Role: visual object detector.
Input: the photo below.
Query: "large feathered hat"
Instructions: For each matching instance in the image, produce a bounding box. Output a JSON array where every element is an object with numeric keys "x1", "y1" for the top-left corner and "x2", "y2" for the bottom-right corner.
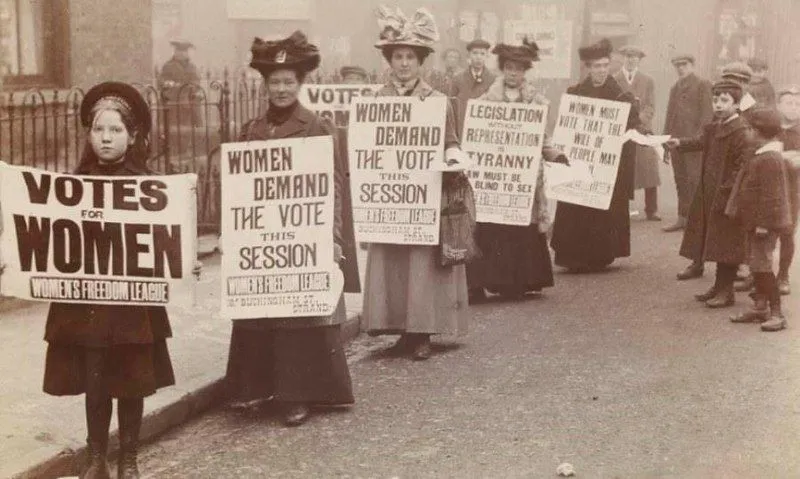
[
  {"x1": 373, "y1": 6, "x2": 439, "y2": 52},
  {"x1": 249, "y1": 31, "x2": 321, "y2": 77},
  {"x1": 80, "y1": 81, "x2": 151, "y2": 135},
  {"x1": 578, "y1": 38, "x2": 613, "y2": 62},
  {"x1": 492, "y1": 37, "x2": 540, "y2": 69}
]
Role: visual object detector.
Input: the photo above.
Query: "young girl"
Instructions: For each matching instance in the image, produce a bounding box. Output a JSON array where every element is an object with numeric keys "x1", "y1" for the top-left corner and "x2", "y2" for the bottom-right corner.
[{"x1": 42, "y1": 82, "x2": 181, "y2": 479}]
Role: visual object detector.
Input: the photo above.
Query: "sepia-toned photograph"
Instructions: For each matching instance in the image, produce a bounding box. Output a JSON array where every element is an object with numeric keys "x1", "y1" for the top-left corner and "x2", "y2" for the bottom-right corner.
[{"x1": 1, "y1": 0, "x2": 799, "y2": 477}]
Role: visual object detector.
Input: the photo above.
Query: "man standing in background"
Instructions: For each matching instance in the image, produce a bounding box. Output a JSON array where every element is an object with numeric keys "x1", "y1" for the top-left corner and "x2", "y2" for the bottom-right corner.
[
  {"x1": 663, "y1": 54, "x2": 713, "y2": 241},
  {"x1": 614, "y1": 45, "x2": 661, "y2": 221},
  {"x1": 451, "y1": 39, "x2": 496, "y2": 134},
  {"x1": 159, "y1": 39, "x2": 203, "y2": 127},
  {"x1": 747, "y1": 58, "x2": 776, "y2": 107}
]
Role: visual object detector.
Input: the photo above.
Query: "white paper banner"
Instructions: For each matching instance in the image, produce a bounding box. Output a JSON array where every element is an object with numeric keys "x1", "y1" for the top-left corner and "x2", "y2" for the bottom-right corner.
[
  {"x1": 347, "y1": 96, "x2": 446, "y2": 245},
  {"x1": 0, "y1": 163, "x2": 197, "y2": 306},
  {"x1": 299, "y1": 84, "x2": 382, "y2": 128},
  {"x1": 462, "y1": 99, "x2": 547, "y2": 225},
  {"x1": 548, "y1": 94, "x2": 632, "y2": 210},
  {"x1": 220, "y1": 137, "x2": 342, "y2": 319}
]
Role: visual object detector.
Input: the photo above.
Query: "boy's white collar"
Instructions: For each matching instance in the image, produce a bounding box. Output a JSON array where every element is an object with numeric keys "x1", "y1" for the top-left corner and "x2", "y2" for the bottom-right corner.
[{"x1": 755, "y1": 140, "x2": 784, "y2": 154}]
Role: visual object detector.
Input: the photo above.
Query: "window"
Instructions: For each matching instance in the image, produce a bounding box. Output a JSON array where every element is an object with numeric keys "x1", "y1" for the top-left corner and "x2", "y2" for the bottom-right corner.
[{"x1": 0, "y1": 0, "x2": 69, "y2": 89}]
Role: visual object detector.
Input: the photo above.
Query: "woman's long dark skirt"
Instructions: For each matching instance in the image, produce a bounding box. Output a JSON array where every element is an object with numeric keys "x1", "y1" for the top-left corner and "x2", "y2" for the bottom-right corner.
[
  {"x1": 467, "y1": 223, "x2": 554, "y2": 293},
  {"x1": 226, "y1": 323, "x2": 354, "y2": 405}
]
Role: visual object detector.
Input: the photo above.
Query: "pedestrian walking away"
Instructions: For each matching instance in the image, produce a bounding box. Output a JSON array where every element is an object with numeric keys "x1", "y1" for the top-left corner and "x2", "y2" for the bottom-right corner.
[
  {"x1": 727, "y1": 107, "x2": 791, "y2": 331},
  {"x1": 550, "y1": 38, "x2": 641, "y2": 273},
  {"x1": 362, "y1": 6, "x2": 469, "y2": 361},
  {"x1": 663, "y1": 54, "x2": 713, "y2": 235},
  {"x1": 32, "y1": 81, "x2": 194, "y2": 479},
  {"x1": 224, "y1": 31, "x2": 354, "y2": 427},
  {"x1": 465, "y1": 38, "x2": 562, "y2": 303},
  {"x1": 614, "y1": 45, "x2": 661, "y2": 221},
  {"x1": 668, "y1": 79, "x2": 752, "y2": 309}
]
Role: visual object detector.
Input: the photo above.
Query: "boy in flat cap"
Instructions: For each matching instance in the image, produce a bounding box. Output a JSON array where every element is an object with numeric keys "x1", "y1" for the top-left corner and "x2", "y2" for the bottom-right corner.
[
  {"x1": 747, "y1": 58, "x2": 776, "y2": 107},
  {"x1": 614, "y1": 45, "x2": 661, "y2": 221},
  {"x1": 667, "y1": 79, "x2": 752, "y2": 308},
  {"x1": 775, "y1": 85, "x2": 800, "y2": 294},
  {"x1": 663, "y1": 54, "x2": 713, "y2": 240},
  {"x1": 728, "y1": 107, "x2": 791, "y2": 331},
  {"x1": 340, "y1": 65, "x2": 370, "y2": 84},
  {"x1": 451, "y1": 38, "x2": 496, "y2": 134}
]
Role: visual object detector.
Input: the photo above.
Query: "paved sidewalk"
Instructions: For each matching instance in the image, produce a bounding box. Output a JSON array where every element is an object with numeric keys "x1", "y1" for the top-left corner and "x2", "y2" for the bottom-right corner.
[{"x1": 1, "y1": 248, "x2": 366, "y2": 478}]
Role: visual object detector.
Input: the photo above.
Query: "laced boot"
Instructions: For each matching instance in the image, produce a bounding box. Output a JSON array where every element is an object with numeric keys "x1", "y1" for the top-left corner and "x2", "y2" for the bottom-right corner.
[
  {"x1": 80, "y1": 439, "x2": 111, "y2": 479},
  {"x1": 705, "y1": 285, "x2": 735, "y2": 308},
  {"x1": 117, "y1": 398, "x2": 143, "y2": 479},
  {"x1": 761, "y1": 307, "x2": 788, "y2": 332}
]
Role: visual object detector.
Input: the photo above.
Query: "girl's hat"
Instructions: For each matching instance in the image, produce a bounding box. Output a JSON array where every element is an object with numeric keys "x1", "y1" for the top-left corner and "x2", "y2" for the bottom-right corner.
[
  {"x1": 250, "y1": 31, "x2": 321, "y2": 77},
  {"x1": 578, "y1": 38, "x2": 613, "y2": 62},
  {"x1": 492, "y1": 38, "x2": 540, "y2": 68},
  {"x1": 373, "y1": 5, "x2": 439, "y2": 53},
  {"x1": 80, "y1": 82, "x2": 151, "y2": 135}
]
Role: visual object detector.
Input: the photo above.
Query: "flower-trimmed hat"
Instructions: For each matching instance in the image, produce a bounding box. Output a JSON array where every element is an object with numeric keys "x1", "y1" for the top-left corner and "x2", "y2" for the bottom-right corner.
[
  {"x1": 492, "y1": 38, "x2": 540, "y2": 69},
  {"x1": 618, "y1": 45, "x2": 645, "y2": 58},
  {"x1": 373, "y1": 5, "x2": 439, "y2": 53},
  {"x1": 466, "y1": 39, "x2": 491, "y2": 51},
  {"x1": 250, "y1": 31, "x2": 321, "y2": 77},
  {"x1": 80, "y1": 81, "x2": 151, "y2": 135},
  {"x1": 578, "y1": 38, "x2": 613, "y2": 62}
]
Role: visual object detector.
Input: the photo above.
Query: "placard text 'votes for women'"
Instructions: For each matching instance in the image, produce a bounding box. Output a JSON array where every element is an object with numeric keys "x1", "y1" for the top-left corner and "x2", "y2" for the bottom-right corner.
[
  {"x1": 0, "y1": 163, "x2": 197, "y2": 306},
  {"x1": 347, "y1": 96, "x2": 445, "y2": 245},
  {"x1": 299, "y1": 84, "x2": 382, "y2": 127},
  {"x1": 549, "y1": 94, "x2": 631, "y2": 210},
  {"x1": 462, "y1": 99, "x2": 547, "y2": 225},
  {"x1": 220, "y1": 137, "x2": 342, "y2": 320}
]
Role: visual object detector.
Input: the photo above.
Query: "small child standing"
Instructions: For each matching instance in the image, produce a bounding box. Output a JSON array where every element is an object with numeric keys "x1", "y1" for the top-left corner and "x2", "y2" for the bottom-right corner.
[
  {"x1": 729, "y1": 107, "x2": 792, "y2": 331},
  {"x1": 775, "y1": 86, "x2": 800, "y2": 294}
]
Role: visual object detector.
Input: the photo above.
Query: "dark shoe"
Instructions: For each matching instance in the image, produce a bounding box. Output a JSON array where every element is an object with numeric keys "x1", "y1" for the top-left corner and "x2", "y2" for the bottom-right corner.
[
  {"x1": 646, "y1": 213, "x2": 662, "y2": 221},
  {"x1": 117, "y1": 448, "x2": 140, "y2": 479},
  {"x1": 734, "y1": 275, "x2": 754, "y2": 292},
  {"x1": 694, "y1": 286, "x2": 719, "y2": 302},
  {"x1": 730, "y1": 298, "x2": 768, "y2": 323},
  {"x1": 411, "y1": 336, "x2": 432, "y2": 361},
  {"x1": 388, "y1": 334, "x2": 412, "y2": 354},
  {"x1": 778, "y1": 277, "x2": 791, "y2": 295},
  {"x1": 761, "y1": 312, "x2": 787, "y2": 332},
  {"x1": 81, "y1": 442, "x2": 111, "y2": 479},
  {"x1": 468, "y1": 288, "x2": 488, "y2": 304},
  {"x1": 283, "y1": 403, "x2": 310, "y2": 427},
  {"x1": 662, "y1": 218, "x2": 686, "y2": 232},
  {"x1": 705, "y1": 290, "x2": 735, "y2": 308},
  {"x1": 677, "y1": 263, "x2": 704, "y2": 281}
]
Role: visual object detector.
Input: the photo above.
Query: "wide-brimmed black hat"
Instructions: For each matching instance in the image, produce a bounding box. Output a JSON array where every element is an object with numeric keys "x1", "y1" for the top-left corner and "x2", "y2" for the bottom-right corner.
[
  {"x1": 492, "y1": 38, "x2": 539, "y2": 68},
  {"x1": 250, "y1": 31, "x2": 321, "y2": 77},
  {"x1": 466, "y1": 39, "x2": 491, "y2": 51},
  {"x1": 578, "y1": 38, "x2": 613, "y2": 62},
  {"x1": 80, "y1": 81, "x2": 151, "y2": 135}
]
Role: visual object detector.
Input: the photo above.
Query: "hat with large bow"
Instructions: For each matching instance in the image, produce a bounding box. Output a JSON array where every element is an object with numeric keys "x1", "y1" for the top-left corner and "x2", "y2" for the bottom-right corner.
[
  {"x1": 373, "y1": 6, "x2": 439, "y2": 52},
  {"x1": 250, "y1": 31, "x2": 321, "y2": 77},
  {"x1": 492, "y1": 37, "x2": 540, "y2": 68}
]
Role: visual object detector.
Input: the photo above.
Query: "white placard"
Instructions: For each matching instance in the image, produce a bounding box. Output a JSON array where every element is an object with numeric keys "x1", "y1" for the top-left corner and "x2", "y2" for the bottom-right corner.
[
  {"x1": 462, "y1": 99, "x2": 547, "y2": 225},
  {"x1": 347, "y1": 96, "x2": 446, "y2": 245},
  {"x1": 299, "y1": 84, "x2": 382, "y2": 128},
  {"x1": 220, "y1": 137, "x2": 342, "y2": 319},
  {"x1": 0, "y1": 163, "x2": 197, "y2": 306},
  {"x1": 548, "y1": 94, "x2": 632, "y2": 210}
]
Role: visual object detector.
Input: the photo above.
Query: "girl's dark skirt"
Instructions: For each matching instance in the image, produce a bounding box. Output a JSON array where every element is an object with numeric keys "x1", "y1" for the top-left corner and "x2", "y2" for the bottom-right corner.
[
  {"x1": 226, "y1": 323, "x2": 354, "y2": 405},
  {"x1": 468, "y1": 223, "x2": 555, "y2": 293},
  {"x1": 43, "y1": 340, "x2": 175, "y2": 398}
]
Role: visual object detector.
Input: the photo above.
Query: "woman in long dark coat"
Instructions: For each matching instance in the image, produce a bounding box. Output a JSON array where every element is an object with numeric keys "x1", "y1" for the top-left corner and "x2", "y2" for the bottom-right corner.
[
  {"x1": 362, "y1": 6, "x2": 469, "y2": 361},
  {"x1": 466, "y1": 39, "x2": 557, "y2": 301},
  {"x1": 40, "y1": 82, "x2": 180, "y2": 479},
  {"x1": 225, "y1": 32, "x2": 353, "y2": 427},
  {"x1": 550, "y1": 39, "x2": 641, "y2": 272}
]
